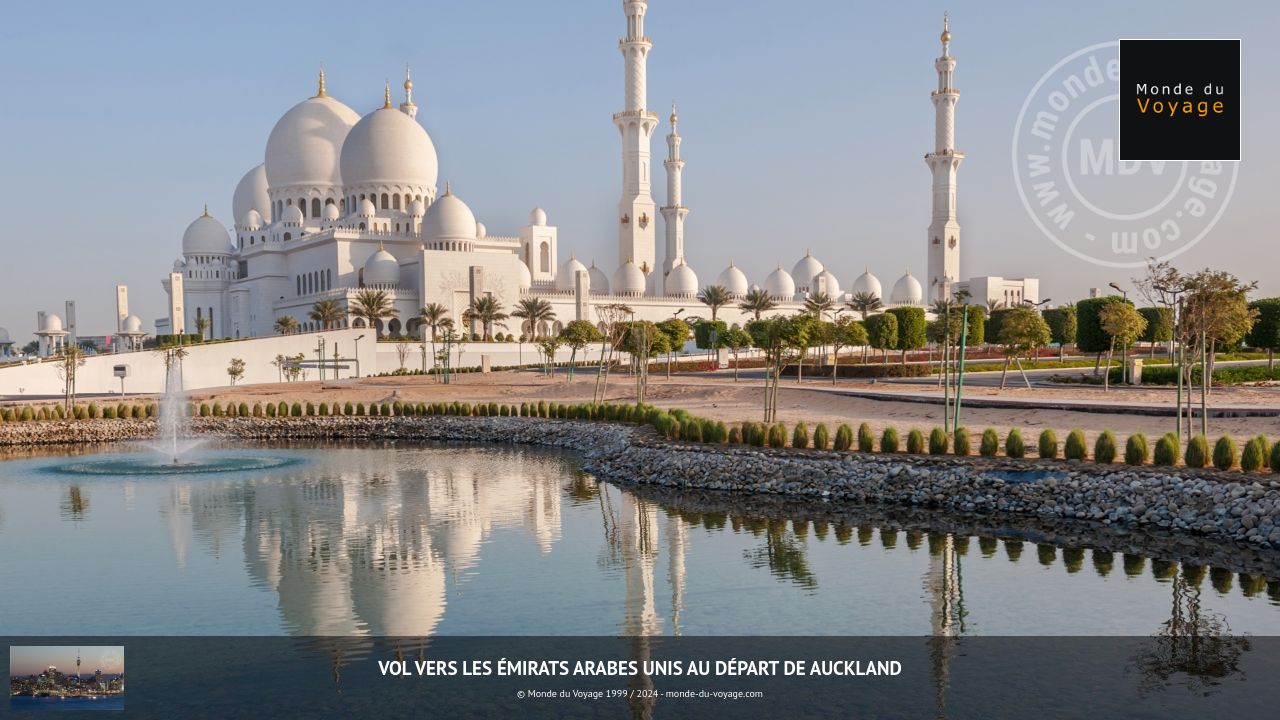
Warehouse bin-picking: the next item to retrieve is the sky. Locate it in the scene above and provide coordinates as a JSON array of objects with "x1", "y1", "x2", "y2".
[
  {"x1": 0, "y1": 0, "x2": 1275, "y2": 341},
  {"x1": 10, "y1": 646, "x2": 124, "y2": 677}
]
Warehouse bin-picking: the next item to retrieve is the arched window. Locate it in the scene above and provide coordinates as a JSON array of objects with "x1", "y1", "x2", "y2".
[
  {"x1": 392, "y1": 194, "x2": 401, "y2": 210},
  {"x1": 297, "y1": 197, "x2": 305, "y2": 213},
  {"x1": 380, "y1": 193, "x2": 389, "y2": 209},
  {"x1": 539, "y1": 242, "x2": 550, "y2": 273},
  {"x1": 286, "y1": 198, "x2": 292, "y2": 206},
  {"x1": 283, "y1": 233, "x2": 292, "y2": 242},
  {"x1": 358, "y1": 223, "x2": 366, "y2": 231},
  {"x1": 327, "y1": 269, "x2": 332, "y2": 289},
  {"x1": 311, "y1": 198, "x2": 321, "y2": 217}
]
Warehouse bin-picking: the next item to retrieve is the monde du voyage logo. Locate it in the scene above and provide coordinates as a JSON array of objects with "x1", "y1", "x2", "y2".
[{"x1": 1013, "y1": 39, "x2": 1240, "y2": 268}]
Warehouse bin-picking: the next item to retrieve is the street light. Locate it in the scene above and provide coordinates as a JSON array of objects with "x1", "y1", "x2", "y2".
[
  {"x1": 1022, "y1": 298, "x2": 1051, "y2": 309},
  {"x1": 1108, "y1": 282, "x2": 1127, "y2": 300},
  {"x1": 1152, "y1": 280, "x2": 1190, "y2": 440},
  {"x1": 354, "y1": 334, "x2": 366, "y2": 378}
]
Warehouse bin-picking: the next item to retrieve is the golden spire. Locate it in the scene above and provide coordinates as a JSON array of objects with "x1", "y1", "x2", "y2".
[
  {"x1": 404, "y1": 64, "x2": 413, "y2": 94},
  {"x1": 202, "y1": 203, "x2": 209, "y2": 217},
  {"x1": 444, "y1": 180, "x2": 452, "y2": 196},
  {"x1": 383, "y1": 81, "x2": 392, "y2": 109},
  {"x1": 316, "y1": 65, "x2": 327, "y2": 98},
  {"x1": 670, "y1": 100, "x2": 678, "y2": 125},
  {"x1": 941, "y1": 12, "x2": 951, "y2": 44}
]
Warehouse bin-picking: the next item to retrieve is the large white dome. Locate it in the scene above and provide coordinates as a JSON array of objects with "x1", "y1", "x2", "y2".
[
  {"x1": 363, "y1": 246, "x2": 400, "y2": 286},
  {"x1": 665, "y1": 262, "x2": 699, "y2": 298},
  {"x1": 715, "y1": 262, "x2": 749, "y2": 297},
  {"x1": 233, "y1": 164, "x2": 271, "y2": 225},
  {"x1": 588, "y1": 261, "x2": 610, "y2": 295},
  {"x1": 557, "y1": 256, "x2": 588, "y2": 292},
  {"x1": 182, "y1": 211, "x2": 232, "y2": 255},
  {"x1": 612, "y1": 260, "x2": 646, "y2": 296},
  {"x1": 264, "y1": 94, "x2": 360, "y2": 191},
  {"x1": 791, "y1": 251, "x2": 825, "y2": 291},
  {"x1": 890, "y1": 271, "x2": 923, "y2": 305},
  {"x1": 850, "y1": 268, "x2": 882, "y2": 298},
  {"x1": 422, "y1": 190, "x2": 477, "y2": 242},
  {"x1": 763, "y1": 265, "x2": 796, "y2": 300},
  {"x1": 339, "y1": 106, "x2": 438, "y2": 195}
]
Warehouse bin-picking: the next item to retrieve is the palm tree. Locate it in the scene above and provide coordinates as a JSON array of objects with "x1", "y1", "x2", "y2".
[
  {"x1": 309, "y1": 299, "x2": 343, "y2": 330},
  {"x1": 739, "y1": 287, "x2": 776, "y2": 320},
  {"x1": 194, "y1": 316, "x2": 211, "y2": 341},
  {"x1": 512, "y1": 297, "x2": 556, "y2": 340},
  {"x1": 846, "y1": 291, "x2": 882, "y2": 320},
  {"x1": 697, "y1": 285, "x2": 731, "y2": 322},
  {"x1": 352, "y1": 289, "x2": 397, "y2": 336},
  {"x1": 986, "y1": 298, "x2": 1005, "y2": 312},
  {"x1": 273, "y1": 315, "x2": 299, "y2": 335},
  {"x1": 804, "y1": 292, "x2": 835, "y2": 321},
  {"x1": 463, "y1": 295, "x2": 509, "y2": 341},
  {"x1": 416, "y1": 303, "x2": 450, "y2": 341}
]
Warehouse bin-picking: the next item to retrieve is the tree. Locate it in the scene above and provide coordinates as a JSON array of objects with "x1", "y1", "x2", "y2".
[
  {"x1": 846, "y1": 291, "x2": 882, "y2": 320},
  {"x1": 309, "y1": 299, "x2": 343, "y2": 330},
  {"x1": 829, "y1": 316, "x2": 868, "y2": 384},
  {"x1": 54, "y1": 345, "x2": 86, "y2": 413},
  {"x1": 463, "y1": 295, "x2": 508, "y2": 341},
  {"x1": 997, "y1": 307, "x2": 1052, "y2": 389},
  {"x1": 655, "y1": 318, "x2": 690, "y2": 379},
  {"x1": 697, "y1": 285, "x2": 731, "y2": 322},
  {"x1": 535, "y1": 336, "x2": 562, "y2": 376},
  {"x1": 273, "y1": 315, "x2": 299, "y2": 335},
  {"x1": 693, "y1": 319, "x2": 728, "y2": 351},
  {"x1": 352, "y1": 288, "x2": 398, "y2": 336},
  {"x1": 194, "y1": 316, "x2": 211, "y2": 342},
  {"x1": 963, "y1": 304, "x2": 986, "y2": 346},
  {"x1": 986, "y1": 298, "x2": 1005, "y2": 313},
  {"x1": 804, "y1": 292, "x2": 835, "y2": 321},
  {"x1": 1042, "y1": 304, "x2": 1076, "y2": 360},
  {"x1": 1138, "y1": 306, "x2": 1174, "y2": 358},
  {"x1": 887, "y1": 307, "x2": 927, "y2": 364},
  {"x1": 395, "y1": 342, "x2": 411, "y2": 370},
  {"x1": 226, "y1": 357, "x2": 245, "y2": 386},
  {"x1": 747, "y1": 316, "x2": 810, "y2": 422},
  {"x1": 1099, "y1": 302, "x2": 1148, "y2": 391},
  {"x1": 592, "y1": 303, "x2": 632, "y2": 403},
  {"x1": 559, "y1": 320, "x2": 603, "y2": 381},
  {"x1": 738, "y1": 287, "x2": 776, "y2": 320},
  {"x1": 864, "y1": 313, "x2": 898, "y2": 364},
  {"x1": 1181, "y1": 269, "x2": 1257, "y2": 399},
  {"x1": 1247, "y1": 298, "x2": 1280, "y2": 371},
  {"x1": 986, "y1": 307, "x2": 1017, "y2": 350},
  {"x1": 512, "y1": 297, "x2": 555, "y2": 340},
  {"x1": 1076, "y1": 296, "x2": 1130, "y2": 369},
  {"x1": 416, "y1": 303, "x2": 451, "y2": 341},
  {"x1": 720, "y1": 326, "x2": 753, "y2": 381}
]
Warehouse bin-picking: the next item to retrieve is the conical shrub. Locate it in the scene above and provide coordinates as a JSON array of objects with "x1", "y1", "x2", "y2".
[
  {"x1": 1125, "y1": 433, "x2": 1149, "y2": 466},
  {"x1": 1005, "y1": 429, "x2": 1025, "y2": 458},
  {"x1": 1185, "y1": 435, "x2": 1209, "y2": 468},
  {"x1": 928, "y1": 427, "x2": 948, "y2": 455},
  {"x1": 907, "y1": 429, "x2": 925, "y2": 454},
  {"x1": 857, "y1": 423, "x2": 875, "y2": 453},
  {"x1": 880, "y1": 427, "x2": 899, "y2": 453},
  {"x1": 1094, "y1": 430, "x2": 1117, "y2": 464},
  {"x1": 1038, "y1": 429, "x2": 1058, "y2": 459},
  {"x1": 834, "y1": 424, "x2": 854, "y2": 451},
  {"x1": 813, "y1": 423, "x2": 830, "y2": 450},
  {"x1": 1153, "y1": 433, "x2": 1179, "y2": 466},
  {"x1": 1241, "y1": 436, "x2": 1266, "y2": 472},
  {"x1": 1213, "y1": 436, "x2": 1237, "y2": 471},
  {"x1": 1064, "y1": 429, "x2": 1088, "y2": 460},
  {"x1": 792, "y1": 422, "x2": 809, "y2": 449},
  {"x1": 979, "y1": 428, "x2": 999, "y2": 457},
  {"x1": 953, "y1": 427, "x2": 971, "y2": 456}
]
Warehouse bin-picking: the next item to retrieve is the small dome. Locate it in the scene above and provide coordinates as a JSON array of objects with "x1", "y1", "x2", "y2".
[
  {"x1": 814, "y1": 269, "x2": 841, "y2": 297},
  {"x1": 530, "y1": 207, "x2": 547, "y2": 226},
  {"x1": 240, "y1": 209, "x2": 264, "y2": 229},
  {"x1": 763, "y1": 265, "x2": 796, "y2": 300},
  {"x1": 890, "y1": 270, "x2": 923, "y2": 305},
  {"x1": 0, "y1": 327, "x2": 9, "y2": 343},
  {"x1": 516, "y1": 258, "x2": 533, "y2": 290},
  {"x1": 408, "y1": 199, "x2": 426, "y2": 217},
  {"x1": 588, "y1": 262, "x2": 610, "y2": 295},
  {"x1": 123, "y1": 315, "x2": 143, "y2": 333},
  {"x1": 363, "y1": 246, "x2": 400, "y2": 286},
  {"x1": 475, "y1": 221, "x2": 487, "y2": 238},
  {"x1": 612, "y1": 260, "x2": 646, "y2": 296},
  {"x1": 422, "y1": 190, "x2": 477, "y2": 243},
  {"x1": 791, "y1": 250, "x2": 825, "y2": 291},
  {"x1": 322, "y1": 202, "x2": 340, "y2": 221},
  {"x1": 264, "y1": 94, "x2": 360, "y2": 190},
  {"x1": 850, "y1": 268, "x2": 882, "y2": 299},
  {"x1": 233, "y1": 164, "x2": 271, "y2": 225},
  {"x1": 182, "y1": 211, "x2": 232, "y2": 255},
  {"x1": 715, "y1": 262, "x2": 749, "y2": 297},
  {"x1": 557, "y1": 255, "x2": 588, "y2": 292},
  {"x1": 172, "y1": 257, "x2": 187, "y2": 270},
  {"x1": 339, "y1": 105, "x2": 438, "y2": 194},
  {"x1": 40, "y1": 314, "x2": 64, "y2": 333},
  {"x1": 665, "y1": 262, "x2": 699, "y2": 298},
  {"x1": 281, "y1": 204, "x2": 304, "y2": 225},
  {"x1": 357, "y1": 197, "x2": 376, "y2": 217}
]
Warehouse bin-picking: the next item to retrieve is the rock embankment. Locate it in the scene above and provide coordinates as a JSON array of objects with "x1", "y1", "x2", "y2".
[{"x1": 2, "y1": 417, "x2": 1278, "y2": 550}]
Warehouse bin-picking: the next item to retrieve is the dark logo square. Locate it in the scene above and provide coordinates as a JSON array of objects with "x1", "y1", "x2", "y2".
[{"x1": 1120, "y1": 39, "x2": 1240, "y2": 161}]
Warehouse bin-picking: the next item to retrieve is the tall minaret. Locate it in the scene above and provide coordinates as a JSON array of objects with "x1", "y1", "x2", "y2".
[
  {"x1": 926, "y1": 13, "x2": 963, "y2": 303},
  {"x1": 615, "y1": 0, "x2": 659, "y2": 291},
  {"x1": 400, "y1": 64, "x2": 417, "y2": 119},
  {"x1": 660, "y1": 101, "x2": 688, "y2": 291}
]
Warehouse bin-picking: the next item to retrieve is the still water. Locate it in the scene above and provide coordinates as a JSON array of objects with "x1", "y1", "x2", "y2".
[{"x1": 0, "y1": 441, "x2": 1277, "y2": 637}]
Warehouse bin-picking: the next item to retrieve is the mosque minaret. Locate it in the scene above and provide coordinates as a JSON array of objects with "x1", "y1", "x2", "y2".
[
  {"x1": 614, "y1": 0, "x2": 659, "y2": 294},
  {"x1": 926, "y1": 13, "x2": 963, "y2": 304},
  {"x1": 660, "y1": 101, "x2": 689, "y2": 296}
]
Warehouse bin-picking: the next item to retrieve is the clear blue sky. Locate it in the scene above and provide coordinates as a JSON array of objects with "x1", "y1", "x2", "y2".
[{"x1": 0, "y1": 0, "x2": 1274, "y2": 340}]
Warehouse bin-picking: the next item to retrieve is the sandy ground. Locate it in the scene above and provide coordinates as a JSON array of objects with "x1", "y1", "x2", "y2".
[{"x1": 169, "y1": 368, "x2": 1280, "y2": 444}]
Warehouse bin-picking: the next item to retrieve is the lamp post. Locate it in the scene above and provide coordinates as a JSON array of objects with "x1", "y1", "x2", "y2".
[
  {"x1": 353, "y1": 334, "x2": 365, "y2": 378},
  {"x1": 316, "y1": 337, "x2": 326, "y2": 382},
  {"x1": 1153, "y1": 280, "x2": 1188, "y2": 442},
  {"x1": 1109, "y1": 283, "x2": 1130, "y2": 383}
]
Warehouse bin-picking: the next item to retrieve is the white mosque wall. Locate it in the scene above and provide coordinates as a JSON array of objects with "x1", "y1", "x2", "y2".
[{"x1": 372, "y1": 341, "x2": 590, "y2": 375}]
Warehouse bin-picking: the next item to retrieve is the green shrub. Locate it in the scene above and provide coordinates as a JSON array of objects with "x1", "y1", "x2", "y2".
[
  {"x1": 278, "y1": 401, "x2": 289, "y2": 417},
  {"x1": 88, "y1": 402, "x2": 100, "y2": 419},
  {"x1": 213, "y1": 402, "x2": 226, "y2": 417},
  {"x1": 1125, "y1": 433, "x2": 1149, "y2": 466},
  {"x1": 792, "y1": 423, "x2": 809, "y2": 449},
  {"x1": 979, "y1": 428, "x2": 999, "y2": 457},
  {"x1": 1038, "y1": 429, "x2": 1058, "y2": 459},
  {"x1": 905, "y1": 428, "x2": 925, "y2": 454},
  {"x1": 147, "y1": 403, "x2": 159, "y2": 418},
  {"x1": 538, "y1": 400, "x2": 548, "y2": 418},
  {"x1": 1153, "y1": 433, "x2": 1179, "y2": 466},
  {"x1": 1185, "y1": 435, "x2": 1209, "y2": 468},
  {"x1": 226, "y1": 403, "x2": 238, "y2": 418},
  {"x1": 857, "y1": 423, "x2": 875, "y2": 453},
  {"x1": 37, "y1": 407, "x2": 49, "y2": 421},
  {"x1": 1094, "y1": 431, "x2": 1117, "y2": 464},
  {"x1": 686, "y1": 422, "x2": 703, "y2": 443},
  {"x1": 379, "y1": 403, "x2": 390, "y2": 416},
  {"x1": 768, "y1": 423, "x2": 788, "y2": 448},
  {"x1": 834, "y1": 424, "x2": 854, "y2": 451},
  {"x1": 1005, "y1": 429, "x2": 1026, "y2": 458},
  {"x1": 928, "y1": 427, "x2": 948, "y2": 455},
  {"x1": 880, "y1": 427, "x2": 899, "y2": 453},
  {"x1": 318, "y1": 402, "x2": 329, "y2": 416},
  {"x1": 1270, "y1": 441, "x2": 1280, "y2": 473},
  {"x1": 344, "y1": 401, "x2": 355, "y2": 415},
  {"x1": 291, "y1": 402, "x2": 303, "y2": 417},
  {"x1": 116, "y1": 403, "x2": 127, "y2": 418},
  {"x1": 954, "y1": 427, "x2": 971, "y2": 456},
  {"x1": 252, "y1": 402, "x2": 263, "y2": 417},
  {"x1": 303, "y1": 402, "x2": 314, "y2": 416},
  {"x1": 712, "y1": 421, "x2": 729, "y2": 443},
  {"x1": 1064, "y1": 429, "x2": 1087, "y2": 460},
  {"x1": 1252, "y1": 435, "x2": 1270, "y2": 468},
  {"x1": 266, "y1": 402, "x2": 277, "y2": 417},
  {"x1": 749, "y1": 422, "x2": 766, "y2": 447},
  {"x1": 813, "y1": 424, "x2": 830, "y2": 450},
  {"x1": 238, "y1": 402, "x2": 250, "y2": 417},
  {"x1": 488, "y1": 402, "x2": 499, "y2": 417},
  {"x1": 102, "y1": 406, "x2": 115, "y2": 419},
  {"x1": 355, "y1": 402, "x2": 366, "y2": 416},
  {"x1": 1213, "y1": 436, "x2": 1237, "y2": 471},
  {"x1": 200, "y1": 403, "x2": 211, "y2": 417},
  {"x1": 1241, "y1": 436, "x2": 1267, "y2": 472},
  {"x1": 728, "y1": 426, "x2": 742, "y2": 444}
]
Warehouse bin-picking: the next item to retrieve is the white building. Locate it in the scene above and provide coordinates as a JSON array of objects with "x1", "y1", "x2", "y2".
[{"x1": 160, "y1": 7, "x2": 1034, "y2": 340}]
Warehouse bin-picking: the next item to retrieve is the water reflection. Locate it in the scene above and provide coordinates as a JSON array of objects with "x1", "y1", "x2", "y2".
[{"x1": 59, "y1": 485, "x2": 89, "y2": 521}]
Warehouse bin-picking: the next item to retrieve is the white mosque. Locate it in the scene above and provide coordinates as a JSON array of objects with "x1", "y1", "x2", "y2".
[{"x1": 155, "y1": 4, "x2": 1037, "y2": 343}]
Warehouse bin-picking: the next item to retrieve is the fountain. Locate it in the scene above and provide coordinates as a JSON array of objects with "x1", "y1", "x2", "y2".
[{"x1": 151, "y1": 347, "x2": 203, "y2": 465}]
